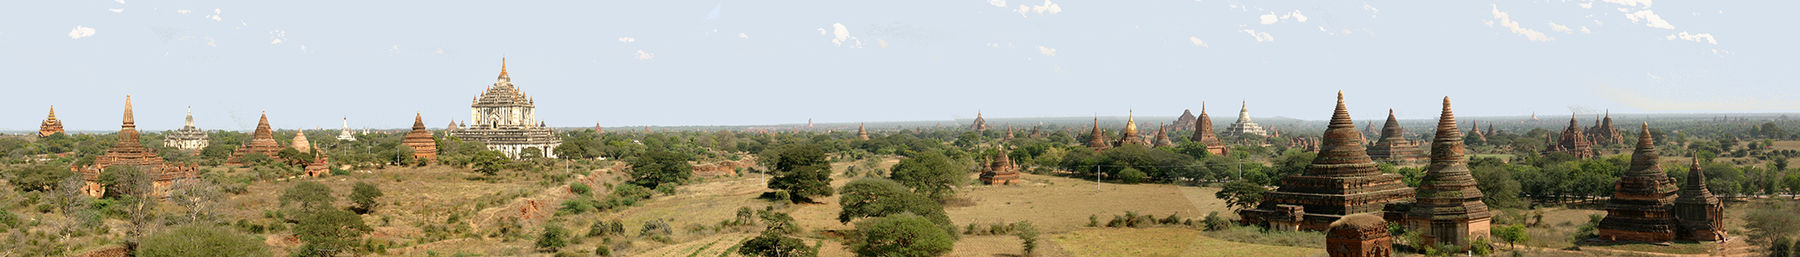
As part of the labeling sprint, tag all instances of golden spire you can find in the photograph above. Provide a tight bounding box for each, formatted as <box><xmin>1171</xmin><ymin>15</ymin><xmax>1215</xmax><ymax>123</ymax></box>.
<box><xmin>47</xmin><ymin>105</ymin><xmax>57</xmax><ymax>119</ymax></box>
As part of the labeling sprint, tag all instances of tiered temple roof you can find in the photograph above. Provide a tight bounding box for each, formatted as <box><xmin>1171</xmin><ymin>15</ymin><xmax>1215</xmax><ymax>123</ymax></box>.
<box><xmin>1222</xmin><ymin>101</ymin><xmax>1268</xmax><ymax>137</ymax></box>
<box><xmin>1586</xmin><ymin>111</ymin><xmax>1625</xmax><ymax>147</ymax></box>
<box><xmin>979</xmin><ymin>147</ymin><xmax>1022</xmax><ymax>185</ymax></box>
<box><xmin>1005</xmin><ymin>124</ymin><xmax>1015</xmax><ymax>140</ymax></box>
<box><xmin>1673</xmin><ymin>158</ymin><xmax>1726</xmax><ymax>241</ymax></box>
<box><xmin>228</xmin><ymin>111</ymin><xmax>286</xmax><ymax>164</ymax></box>
<box><xmin>1598</xmin><ymin>123</ymin><xmax>1679</xmax><ymax>242</ymax></box>
<box><xmin>1117</xmin><ymin>111</ymin><xmax>1146</xmax><ymax>146</ymax></box>
<box><xmin>1172</xmin><ymin>109</ymin><xmax>1197</xmax><ymax>131</ymax></box>
<box><xmin>75</xmin><ymin>96</ymin><xmax>198</xmax><ymax>197</ymax></box>
<box><xmin>1366</xmin><ymin>109</ymin><xmax>1427</xmax><ymax>164</ymax></box>
<box><xmin>164</xmin><ymin>107</ymin><xmax>209</xmax><ymax>152</ymax></box>
<box><xmin>1241</xmin><ymin>92</ymin><xmax>1415</xmax><ymax>231</ymax></box>
<box><xmin>1152</xmin><ymin>125</ymin><xmax>1175</xmax><ymax>148</ymax></box>
<box><xmin>448</xmin><ymin>59</ymin><xmax>563</xmax><ymax>159</ymax></box>
<box><xmin>971</xmin><ymin>111</ymin><xmax>989</xmax><ymax>131</ymax></box>
<box><xmin>1547</xmin><ymin>116</ymin><xmax>1597</xmax><ymax>159</ymax></box>
<box><xmin>1468</xmin><ymin>121</ymin><xmax>1487</xmax><ymax>144</ymax></box>
<box><xmin>1395</xmin><ymin>98</ymin><xmax>1491</xmax><ymax>250</ymax></box>
<box><xmin>1326</xmin><ymin>214</ymin><xmax>1393</xmax><ymax>257</ymax></box>
<box><xmin>404</xmin><ymin>113</ymin><xmax>439</xmax><ymax>162</ymax></box>
<box><xmin>1190</xmin><ymin>103</ymin><xmax>1228</xmax><ymax>156</ymax></box>
<box><xmin>39</xmin><ymin>106</ymin><xmax>65</xmax><ymax>138</ymax></box>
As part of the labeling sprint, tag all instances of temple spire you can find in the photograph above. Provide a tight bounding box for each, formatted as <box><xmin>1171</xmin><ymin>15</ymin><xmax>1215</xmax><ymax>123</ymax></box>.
<box><xmin>123</xmin><ymin>95</ymin><xmax>135</xmax><ymax>126</ymax></box>
<box><xmin>48</xmin><ymin>105</ymin><xmax>57</xmax><ymax>119</ymax></box>
<box><xmin>185</xmin><ymin>106</ymin><xmax>195</xmax><ymax>127</ymax></box>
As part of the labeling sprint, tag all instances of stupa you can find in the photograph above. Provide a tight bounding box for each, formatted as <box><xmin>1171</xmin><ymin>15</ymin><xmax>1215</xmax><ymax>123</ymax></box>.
<box><xmin>38</xmin><ymin>106</ymin><xmax>65</xmax><ymax>138</ymax></box>
<box><xmin>447</xmin><ymin>59</ymin><xmax>563</xmax><ymax>158</ymax></box>
<box><xmin>1172</xmin><ymin>109</ymin><xmax>1197</xmax><ymax>131</ymax></box>
<box><xmin>336</xmin><ymin>117</ymin><xmax>357</xmax><ymax>141</ymax></box>
<box><xmin>163</xmin><ymin>107</ymin><xmax>210</xmax><ymax>152</ymax></box>
<box><xmin>1241</xmin><ymin>91</ymin><xmax>1415</xmax><ymax>231</ymax></box>
<box><xmin>403</xmin><ymin>113</ymin><xmax>439</xmax><ymax>162</ymax></box>
<box><xmin>1546</xmin><ymin>115</ymin><xmax>1596</xmax><ymax>159</ymax></box>
<box><xmin>1151</xmin><ymin>125</ymin><xmax>1174</xmax><ymax>148</ymax></box>
<box><xmin>1085</xmin><ymin>117</ymin><xmax>1111</xmax><ymax>149</ymax></box>
<box><xmin>1389</xmin><ymin>98</ymin><xmax>1491</xmax><ymax>250</ymax></box>
<box><xmin>1467</xmin><ymin>121</ymin><xmax>1487</xmax><ymax>144</ymax></box>
<box><xmin>1222</xmin><ymin>101</ymin><xmax>1268</xmax><ymax>137</ymax></box>
<box><xmin>1673</xmin><ymin>158</ymin><xmax>1726</xmax><ymax>241</ymax></box>
<box><xmin>1586</xmin><ymin>111</ymin><xmax>1625</xmax><ymax>147</ymax></box>
<box><xmin>1117</xmin><ymin>111</ymin><xmax>1146</xmax><ymax>146</ymax></box>
<box><xmin>74</xmin><ymin>96</ymin><xmax>199</xmax><ymax>197</ymax></box>
<box><xmin>857</xmin><ymin>123</ymin><xmax>870</xmax><ymax>140</ymax></box>
<box><xmin>227</xmin><ymin>111</ymin><xmax>286</xmax><ymax>164</ymax></box>
<box><xmin>291</xmin><ymin>129</ymin><xmax>312</xmax><ymax>152</ymax></box>
<box><xmin>1189</xmin><ymin>103</ymin><xmax>1228</xmax><ymax>156</ymax></box>
<box><xmin>1597</xmin><ymin>123</ymin><xmax>1679</xmax><ymax>242</ymax></box>
<box><xmin>971</xmin><ymin>111</ymin><xmax>989</xmax><ymax>132</ymax></box>
<box><xmin>1366</xmin><ymin>109</ymin><xmax>1427</xmax><ymax>164</ymax></box>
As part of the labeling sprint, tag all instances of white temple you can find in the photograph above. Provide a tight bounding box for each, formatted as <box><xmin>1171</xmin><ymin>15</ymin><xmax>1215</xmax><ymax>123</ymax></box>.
<box><xmin>336</xmin><ymin>117</ymin><xmax>357</xmax><ymax>141</ymax></box>
<box><xmin>163</xmin><ymin>107</ymin><xmax>209</xmax><ymax>152</ymax></box>
<box><xmin>1221</xmin><ymin>101</ymin><xmax>1268</xmax><ymax>137</ymax></box>
<box><xmin>447</xmin><ymin>59</ymin><xmax>562</xmax><ymax>158</ymax></box>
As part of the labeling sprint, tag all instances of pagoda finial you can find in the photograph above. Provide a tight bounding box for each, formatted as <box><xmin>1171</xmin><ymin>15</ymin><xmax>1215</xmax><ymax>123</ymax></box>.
<box><xmin>123</xmin><ymin>94</ymin><xmax>135</xmax><ymax>124</ymax></box>
<box><xmin>48</xmin><ymin>105</ymin><xmax>56</xmax><ymax>119</ymax></box>
<box><xmin>1201</xmin><ymin>101</ymin><xmax>1207</xmax><ymax>114</ymax></box>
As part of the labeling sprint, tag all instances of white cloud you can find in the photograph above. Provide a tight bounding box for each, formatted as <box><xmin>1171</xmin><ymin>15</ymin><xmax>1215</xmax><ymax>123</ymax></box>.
<box><xmin>831</xmin><ymin>23</ymin><xmax>852</xmax><ymax>46</ymax></box>
<box><xmin>1646</xmin><ymin>73</ymin><xmax>1662</xmax><ymax>80</ymax></box>
<box><xmin>737</xmin><ymin>33</ymin><xmax>748</xmax><ymax>39</ymax></box>
<box><xmin>817</xmin><ymin>28</ymin><xmax>827</xmax><ymax>35</ymax></box>
<box><xmin>634</xmin><ymin>50</ymin><xmax>655</xmax><ymax>60</ymax></box>
<box><xmin>618</xmin><ymin>37</ymin><xmax>636</xmax><ymax>43</ymax></box>
<box><xmin>1259</xmin><ymin>14</ymin><xmax>1279</xmax><ymax>24</ymax></box>
<box><xmin>1241</xmin><ymin>29</ymin><xmax>1274</xmax><ymax>42</ymax></box>
<box><xmin>1581</xmin><ymin>26</ymin><xmax>1593</xmax><ymax>34</ymax></box>
<box><xmin>1189</xmin><ymin>36</ymin><xmax>1208</xmax><ymax>47</ymax></box>
<box><xmin>1666</xmin><ymin>32</ymin><xmax>1717</xmax><ymax>45</ymax></box>
<box><xmin>107</xmin><ymin>8</ymin><xmax>123</xmax><ymax>13</ymax></box>
<box><xmin>1014</xmin><ymin>0</ymin><xmax>1062</xmax><ymax>18</ymax></box>
<box><xmin>1549</xmin><ymin>22</ymin><xmax>1572</xmax><ymax>33</ymax></box>
<box><xmin>269</xmin><ymin>30</ymin><xmax>286</xmax><ymax>44</ymax></box>
<box><xmin>434</xmin><ymin>48</ymin><xmax>445</xmax><ymax>54</ymax></box>
<box><xmin>204</xmin><ymin>8</ymin><xmax>222</xmax><ymax>22</ymax></box>
<box><xmin>176</xmin><ymin>9</ymin><xmax>191</xmax><ymax>15</ymax></box>
<box><xmin>1489</xmin><ymin>5</ymin><xmax>1553</xmax><ymax>42</ymax></box>
<box><xmin>1284</xmin><ymin>10</ymin><xmax>1308</xmax><ymax>23</ymax></box>
<box><xmin>1260</xmin><ymin>10</ymin><xmax>1308</xmax><ymax>24</ymax></box>
<box><xmin>270</xmin><ymin>39</ymin><xmax>282</xmax><ymax>44</ymax></box>
<box><xmin>1363</xmin><ymin>3</ymin><xmax>1379</xmax><ymax>18</ymax></box>
<box><xmin>68</xmin><ymin>26</ymin><xmax>96</xmax><ymax>39</ymax></box>
<box><xmin>206</xmin><ymin>37</ymin><xmax>216</xmax><ymax>47</ymax></box>
<box><xmin>1578</xmin><ymin>2</ymin><xmax>1594</xmax><ymax>9</ymax></box>
<box><xmin>1601</xmin><ymin>0</ymin><xmax>1651</xmax><ymax>8</ymax></box>
<box><xmin>988</xmin><ymin>0</ymin><xmax>1006</xmax><ymax>8</ymax></box>
<box><xmin>1623</xmin><ymin>10</ymin><xmax>1675</xmax><ymax>29</ymax></box>
<box><xmin>878</xmin><ymin>38</ymin><xmax>888</xmax><ymax>48</ymax></box>
<box><xmin>114</xmin><ymin>0</ymin><xmax>125</xmax><ymax>4</ymax></box>
<box><xmin>1037</xmin><ymin>46</ymin><xmax>1057</xmax><ymax>56</ymax></box>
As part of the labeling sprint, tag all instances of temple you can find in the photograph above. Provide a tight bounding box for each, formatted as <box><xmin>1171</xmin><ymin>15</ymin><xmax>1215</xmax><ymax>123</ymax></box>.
<box><xmin>1386</xmin><ymin>98</ymin><xmax>1491</xmax><ymax>250</ymax></box>
<box><xmin>857</xmin><ymin>123</ymin><xmax>870</xmax><ymax>140</ymax></box>
<box><xmin>1585</xmin><ymin>111</ymin><xmax>1625</xmax><ymax>147</ymax></box>
<box><xmin>291</xmin><ymin>128</ymin><xmax>312</xmax><ymax>153</ymax></box>
<box><xmin>979</xmin><ymin>147</ymin><xmax>1022</xmax><ymax>185</ymax></box>
<box><xmin>39</xmin><ymin>106</ymin><xmax>65</xmax><ymax>138</ymax></box>
<box><xmin>1190</xmin><ymin>103</ymin><xmax>1228</xmax><ymax>156</ymax></box>
<box><xmin>1085</xmin><ymin>117</ymin><xmax>1110</xmax><ymax>149</ymax></box>
<box><xmin>403</xmin><ymin>113</ymin><xmax>439</xmax><ymax>162</ymax></box>
<box><xmin>1366</xmin><ymin>109</ymin><xmax>1427</xmax><ymax>164</ymax></box>
<box><xmin>1546</xmin><ymin>115</ymin><xmax>1597</xmax><ymax>159</ymax></box>
<box><xmin>1116</xmin><ymin>111</ymin><xmax>1146</xmax><ymax>146</ymax></box>
<box><xmin>1172</xmin><ymin>109</ymin><xmax>1197</xmax><ymax>131</ymax></box>
<box><xmin>1221</xmin><ymin>101</ymin><xmax>1268</xmax><ymax>138</ymax></box>
<box><xmin>227</xmin><ymin>111</ymin><xmax>286</xmax><ymax>165</ymax></box>
<box><xmin>1326</xmin><ymin>214</ymin><xmax>1393</xmax><ymax>257</ymax></box>
<box><xmin>1151</xmin><ymin>125</ymin><xmax>1174</xmax><ymax>148</ymax></box>
<box><xmin>1467</xmin><ymin>121</ymin><xmax>1487</xmax><ymax>144</ymax></box>
<box><xmin>1597</xmin><ymin>123</ymin><xmax>1679</xmax><ymax>242</ymax></box>
<box><xmin>163</xmin><ymin>107</ymin><xmax>210</xmax><ymax>153</ymax></box>
<box><xmin>970</xmin><ymin>111</ymin><xmax>989</xmax><ymax>131</ymax></box>
<box><xmin>1241</xmin><ymin>92</ymin><xmax>1415</xmax><ymax>231</ymax></box>
<box><xmin>73</xmin><ymin>96</ymin><xmax>199</xmax><ymax>197</ymax></box>
<box><xmin>1673</xmin><ymin>158</ymin><xmax>1727</xmax><ymax>241</ymax></box>
<box><xmin>336</xmin><ymin>117</ymin><xmax>357</xmax><ymax>141</ymax></box>
<box><xmin>447</xmin><ymin>59</ymin><xmax>563</xmax><ymax>158</ymax></box>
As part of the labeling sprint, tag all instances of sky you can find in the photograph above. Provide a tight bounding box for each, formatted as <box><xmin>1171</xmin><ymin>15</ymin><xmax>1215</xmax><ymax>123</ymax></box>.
<box><xmin>1</xmin><ymin>0</ymin><xmax>1794</xmax><ymax>131</ymax></box>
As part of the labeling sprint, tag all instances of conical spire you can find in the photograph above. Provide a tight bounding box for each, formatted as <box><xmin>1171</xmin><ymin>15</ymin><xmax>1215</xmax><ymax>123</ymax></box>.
<box><xmin>1626</xmin><ymin>122</ymin><xmax>1661</xmax><ymax>176</ymax></box>
<box><xmin>47</xmin><ymin>105</ymin><xmax>57</xmax><ymax>120</ymax></box>
<box><xmin>118</xmin><ymin>95</ymin><xmax>141</xmax><ymax>144</ymax></box>
<box><xmin>123</xmin><ymin>95</ymin><xmax>136</xmax><ymax>126</ymax></box>
<box><xmin>1685</xmin><ymin>158</ymin><xmax>1708</xmax><ymax>192</ymax></box>
<box><xmin>185</xmin><ymin>106</ymin><xmax>196</xmax><ymax>128</ymax></box>
<box><xmin>414</xmin><ymin>112</ymin><xmax>428</xmax><ymax>130</ymax></box>
<box><xmin>499</xmin><ymin>58</ymin><xmax>509</xmax><ymax>78</ymax></box>
<box><xmin>1428</xmin><ymin>97</ymin><xmax>1468</xmax><ymax>169</ymax></box>
<box><xmin>1308</xmin><ymin>91</ymin><xmax>1379</xmax><ymax>176</ymax></box>
<box><xmin>1123</xmin><ymin>109</ymin><xmax>1139</xmax><ymax>136</ymax></box>
<box><xmin>1407</xmin><ymin>97</ymin><xmax>1491</xmax><ymax>241</ymax></box>
<box><xmin>1086</xmin><ymin>116</ymin><xmax>1109</xmax><ymax>148</ymax></box>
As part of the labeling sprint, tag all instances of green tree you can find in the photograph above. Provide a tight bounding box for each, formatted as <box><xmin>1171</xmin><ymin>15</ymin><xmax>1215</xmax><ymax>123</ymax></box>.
<box><xmin>280</xmin><ymin>181</ymin><xmax>335</xmax><ymax>213</ymax></box>
<box><xmin>292</xmin><ymin>209</ymin><xmax>372</xmax><ymax>257</ymax></box>
<box><xmin>1015</xmin><ymin>221</ymin><xmax>1040</xmax><ymax>257</ymax></box>
<box><xmin>470</xmin><ymin>150</ymin><xmax>509</xmax><ymax>176</ymax></box>
<box><xmin>836</xmin><ymin>178</ymin><xmax>951</xmax><ymax>226</ymax></box>
<box><xmin>536</xmin><ymin>223</ymin><xmax>571</xmax><ymax>252</ymax></box>
<box><xmin>6</xmin><ymin>165</ymin><xmax>73</xmax><ymax>192</ymax></box>
<box><xmin>1771</xmin><ymin>237</ymin><xmax>1791</xmax><ymax>257</ymax></box>
<box><xmin>349</xmin><ymin>182</ymin><xmax>382</xmax><ymax>214</ymax></box>
<box><xmin>1116</xmin><ymin>167</ymin><xmax>1148</xmax><ymax>184</ymax></box>
<box><xmin>1491</xmin><ymin>224</ymin><xmax>1529</xmax><ymax>249</ymax></box>
<box><xmin>628</xmin><ymin>150</ymin><xmax>693</xmax><ymax>188</ymax></box>
<box><xmin>1744</xmin><ymin>203</ymin><xmax>1800</xmax><ymax>242</ymax></box>
<box><xmin>887</xmin><ymin>151</ymin><xmax>963</xmax><ymax>200</ymax></box>
<box><xmin>767</xmin><ymin>144</ymin><xmax>833</xmax><ymax>203</ymax></box>
<box><xmin>1215</xmin><ymin>181</ymin><xmax>1266</xmax><ymax>212</ymax></box>
<box><xmin>137</xmin><ymin>225</ymin><xmax>272</xmax><ymax>257</ymax></box>
<box><xmin>738</xmin><ymin>231</ymin><xmax>817</xmax><ymax>257</ymax></box>
<box><xmin>849</xmin><ymin>213</ymin><xmax>956</xmax><ymax>257</ymax></box>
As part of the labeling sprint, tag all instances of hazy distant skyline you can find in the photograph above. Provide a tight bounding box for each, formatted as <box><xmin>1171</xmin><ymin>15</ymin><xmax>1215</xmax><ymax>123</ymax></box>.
<box><xmin>3</xmin><ymin>0</ymin><xmax>1794</xmax><ymax>131</ymax></box>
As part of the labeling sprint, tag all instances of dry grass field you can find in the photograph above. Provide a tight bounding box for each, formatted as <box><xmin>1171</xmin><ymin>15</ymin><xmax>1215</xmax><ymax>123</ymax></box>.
<box><xmin>1050</xmin><ymin>227</ymin><xmax>1322</xmax><ymax>257</ymax></box>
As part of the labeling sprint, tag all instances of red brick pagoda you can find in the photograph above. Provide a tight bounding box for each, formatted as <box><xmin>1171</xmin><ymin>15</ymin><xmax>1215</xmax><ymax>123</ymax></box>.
<box><xmin>1241</xmin><ymin>91</ymin><xmax>1415</xmax><ymax>231</ymax></box>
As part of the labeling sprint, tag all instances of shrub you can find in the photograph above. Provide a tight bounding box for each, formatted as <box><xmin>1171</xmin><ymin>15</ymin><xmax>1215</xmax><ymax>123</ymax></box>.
<box><xmin>849</xmin><ymin>213</ymin><xmax>954</xmax><ymax>257</ymax></box>
<box><xmin>1087</xmin><ymin>214</ymin><xmax>1098</xmax><ymax>227</ymax></box>
<box><xmin>1015</xmin><ymin>221</ymin><xmax>1040</xmax><ymax>256</ymax></box>
<box><xmin>1117</xmin><ymin>168</ymin><xmax>1148</xmax><ymax>184</ymax></box>
<box><xmin>570</xmin><ymin>183</ymin><xmax>592</xmax><ymax>196</ymax></box>
<box><xmin>349</xmin><ymin>182</ymin><xmax>382</xmax><ymax>214</ymax></box>
<box><xmin>641</xmin><ymin>219</ymin><xmax>673</xmax><ymax>238</ymax></box>
<box><xmin>738</xmin><ymin>231</ymin><xmax>817</xmax><ymax>257</ymax></box>
<box><xmin>536</xmin><ymin>223</ymin><xmax>570</xmax><ymax>252</ymax></box>
<box><xmin>137</xmin><ymin>225</ymin><xmax>272</xmax><ymax>257</ymax></box>
<box><xmin>1202</xmin><ymin>211</ymin><xmax>1230</xmax><ymax>231</ymax></box>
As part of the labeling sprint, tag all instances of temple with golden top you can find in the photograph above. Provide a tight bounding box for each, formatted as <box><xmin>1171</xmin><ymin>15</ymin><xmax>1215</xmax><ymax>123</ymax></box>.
<box><xmin>447</xmin><ymin>59</ymin><xmax>562</xmax><ymax>158</ymax></box>
<box><xmin>38</xmin><ymin>106</ymin><xmax>65</xmax><ymax>138</ymax></box>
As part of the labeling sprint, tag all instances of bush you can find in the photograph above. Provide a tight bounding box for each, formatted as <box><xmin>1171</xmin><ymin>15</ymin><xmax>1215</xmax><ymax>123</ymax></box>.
<box><xmin>137</xmin><ymin>225</ymin><xmax>272</xmax><ymax>257</ymax></box>
<box><xmin>641</xmin><ymin>219</ymin><xmax>673</xmax><ymax>239</ymax></box>
<box><xmin>1088</xmin><ymin>214</ymin><xmax>1098</xmax><ymax>227</ymax></box>
<box><xmin>536</xmin><ymin>223</ymin><xmax>570</xmax><ymax>251</ymax></box>
<box><xmin>1202</xmin><ymin>225</ymin><xmax>1325</xmax><ymax>248</ymax></box>
<box><xmin>570</xmin><ymin>183</ymin><xmax>592</xmax><ymax>196</ymax></box>
<box><xmin>349</xmin><ymin>182</ymin><xmax>383</xmax><ymax>214</ymax></box>
<box><xmin>1202</xmin><ymin>211</ymin><xmax>1231</xmax><ymax>231</ymax></box>
<box><xmin>739</xmin><ymin>231</ymin><xmax>817</xmax><ymax>257</ymax></box>
<box><xmin>1015</xmin><ymin>221</ymin><xmax>1040</xmax><ymax>256</ymax></box>
<box><xmin>559</xmin><ymin>199</ymin><xmax>597</xmax><ymax>215</ymax></box>
<box><xmin>1117</xmin><ymin>168</ymin><xmax>1148</xmax><ymax>184</ymax></box>
<box><xmin>849</xmin><ymin>213</ymin><xmax>954</xmax><ymax>257</ymax></box>
<box><xmin>595</xmin><ymin>244</ymin><xmax>612</xmax><ymax>257</ymax></box>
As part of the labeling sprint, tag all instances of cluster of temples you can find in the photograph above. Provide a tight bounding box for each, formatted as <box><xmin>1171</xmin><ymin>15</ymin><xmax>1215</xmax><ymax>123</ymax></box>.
<box><xmin>227</xmin><ymin>112</ymin><xmax>286</xmax><ymax>165</ymax></box>
<box><xmin>1546</xmin><ymin>115</ymin><xmax>1598</xmax><ymax>159</ymax></box>
<box><xmin>1240</xmin><ymin>92</ymin><xmax>1417</xmax><ymax>232</ymax></box>
<box><xmin>1585</xmin><ymin>111</ymin><xmax>1626</xmax><ymax>147</ymax></box>
<box><xmin>979</xmin><ymin>147</ymin><xmax>1022</xmax><ymax>185</ymax></box>
<box><xmin>1366</xmin><ymin>109</ymin><xmax>1427</xmax><ymax>164</ymax></box>
<box><xmin>1596</xmin><ymin>123</ymin><xmax>1726</xmax><ymax>242</ymax></box>
<box><xmin>446</xmin><ymin>59</ymin><xmax>562</xmax><ymax>159</ymax></box>
<box><xmin>72</xmin><ymin>96</ymin><xmax>200</xmax><ymax>197</ymax></box>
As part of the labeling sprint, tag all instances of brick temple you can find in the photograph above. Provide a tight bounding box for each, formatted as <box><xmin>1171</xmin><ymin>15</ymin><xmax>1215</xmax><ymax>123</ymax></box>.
<box><xmin>1366</xmin><ymin>109</ymin><xmax>1426</xmax><ymax>164</ymax></box>
<box><xmin>1189</xmin><ymin>103</ymin><xmax>1229</xmax><ymax>156</ymax></box>
<box><xmin>227</xmin><ymin>111</ymin><xmax>286</xmax><ymax>165</ymax></box>
<box><xmin>38</xmin><ymin>106</ymin><xmax>64</xmax><ymax>138</ymax></box>
<box><xmin>1240</xmin><ymin>92</ymin><xmax>1415</xmax><ymax>231</ymax></box>
<box><xmin>1546</xmin><ymin>115</ymin><xmax>1597</xmax><ymax>159</ymax></box>
<box><xmin>1597</xmin><ymin>123</ymin><xmax>1726</xmax><ymax>242</ymax></box>
<box><xmin>403</xmin><ymin>113</ymin><xmax>439</xmax><ymax>162</ymax></box>
<box><xmin>72</xmin><ymin>96</ymin><xmax>199</xmax><ymax>197</ymax></box>
<box><xmin>1326</xmin><ymin>214</ymin><xmax>1393</xmax><ymax>257</ymax></box>
<box><xmin>980</xmin><ymin>147</ymin><xmax>1022</xmax><ymax>185</ymax></box>
<box><xmin>1384</xmin><ymin>98</ymin><xmax>1491</xmax><ymax>250</ymax></box>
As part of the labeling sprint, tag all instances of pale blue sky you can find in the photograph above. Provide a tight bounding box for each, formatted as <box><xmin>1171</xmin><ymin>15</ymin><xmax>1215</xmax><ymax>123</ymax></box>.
<box><xmin>1</xmin><ymin>0</ymin><xmax>1792</xmax><ymax>131</ymax></box>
